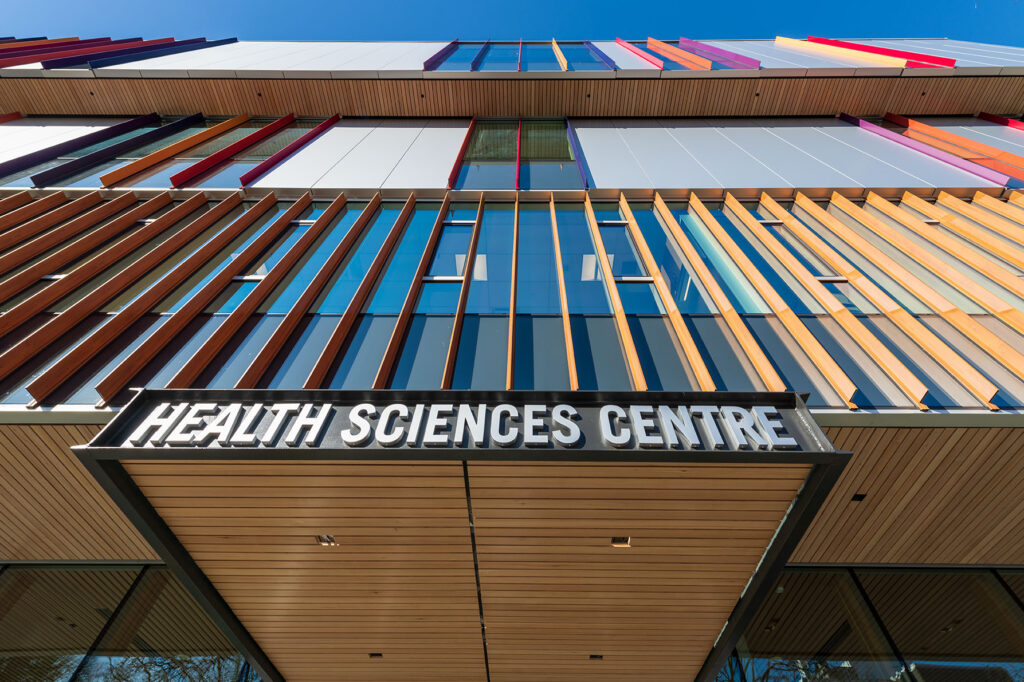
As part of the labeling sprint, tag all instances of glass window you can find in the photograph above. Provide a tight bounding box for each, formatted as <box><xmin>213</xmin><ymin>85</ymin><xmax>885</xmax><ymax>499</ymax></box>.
<box><xmin>434</xmin><ymin>42</ymin><xmax>484</xmax><ymax>71</ymax></box>
<box><xmin>452</xmin><ymin>314</ymin><xmax>508</xmax><ymax>389</ymax></box>
<box><xmin>554</xmin><ymin>204</ymin><xmax>611</xmax><ymax>314</ymax></box>
<box><xmin>202</xmin><ymin>315</ymin><xmax>282</xmax><ymax>389</ymax></box>
<box><xmin>519</xmin><ymin>43</ymin><xmax>561</xmax><ymax>71</ymax></box>
<box><xmin>735</xmin><ymin>569</ymin><xmax>910</xmax><ymax>682</ymax></box>
<box><xmin>0</xmin><ymin>565</ymin><xmax>140</xmax><ymax>679</ymax></box>
<box><xmin>516</xmin><ymin>204</ymin><xmax>562</xmax><ymax>315</ymax></box>
<box><xmin>415</xmin><ymin>281</ymin><xmax>461</xmax><ymax>314</ymax></box>
<box><xmin>365</xmin><ymin>204</ymin><xmax>442</xmax><ymax>314</ymax></box>
<box><xmin>746</xmin><ymin>316</ymin><xmax>842</xmax><ymax>407</ymax></box>
<box><xmin>629</xmin><ymin>42</ymin><xmax>687</xmax><ymax>70</ymax></box>
<box><xmin>856</xmin><ymin>569</ymin><xmax>1024</xmax><ymax>682</ymax></box>
<box><xmin>618</xmin><ymin>282</ymin><xmax>664</xmax><ymax>314</ymax></box>
<box><xmin>428</xmin><ymin>224</ymin><xmax>473</xmax><ymax>277</ymax></box>
<box><xmin>513</xmin><ymin>315</ymin><xmax>570</xmax><ymax>390</ymax></box>
<box><xmin>265</xmin><ymin>314</ymin><xmax>337</xmax><ymax>388</ymax></box>
<box><xmin>598</xmin><ymin>225</ymin><xmax>647</xmax><ymax>278</ymax></box>
<box><xmin>328</xmin><ymin>314</ymin><xmax>398</xmax><ymax>389</ymax></box>
<box><xmin>456</xmin><ymin>120</ymin><xmax>517</xmax><ymax>190</ymax></box>
<box><xmin>465</xmin><ymin>203</ymin><xmax>514</xmax><ymax>314</ymax></box>
<box><xmin>477</xmin><ymin>43</ymin><xmax>520</xmax><ymax>71</ymax></box>
<box><xmin>390</xmin><ymin>314</ymin><xmax>455</xmax><ymax>389</ymax></box>
<box><xmin>570</xmin><ymin>315</ymin><xmax>631</xmax><ymax>390</ymax></box>
<box><xmin>519</xmin><ymin>121</ymin><xmax>582</xmax><ymax>190</ymax></box>
<box><xmin>558</xmin><ymin>43</ymin><xmax>612</xmax><ymax>71</ymax></box>
<box><xmin>685</xmin><ymin>316</ymin><xmax>762</xmax><ymax>391</ymax></box>
<box><xmin>74</xmin><ymin>567</ymin><xmax>252</xmax><ymax>682</ymax></box>
<box><xmin>628</xmin><ymin>316</ymin><xmax>695</xmax><ymax>390</ymax></box>
<box><xmin>630</xmin><ymin>203</ymin><xmax>714</xmax><ymax>314</ymax></box>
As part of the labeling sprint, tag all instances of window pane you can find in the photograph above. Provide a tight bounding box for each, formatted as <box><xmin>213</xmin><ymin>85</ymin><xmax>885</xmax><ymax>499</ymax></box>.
<box><xmin>477</xmin><ymin>43</ymin><xmax>520</xmax><ymax>71</ymax></box>
<box><xmin>558</xmin><ymin>43</ymin><xmax>611</xmax><ymax>71</ymax></box>
<box><xmin>465</xmin><ymin>203</ymin><xmax>514</xmax><ymax>314</ymax></box>
<box><xmin>520</xmin><ymin>44</ymin><xmax>561</xmax><ymax>71</ymax></box>
<box><xmin>329</xmin><ymin>314</ymin><xmax>397</xmax><ymax>389</ymax></box>
<box><xmin>434</xmin><ymin>42</ymin><xmax>483</xmax><ymax>71</ymax></box>
<box><xmin>570</xmin><ymin>315</ymin><xmax>630</xmax><ymax>390</ymax></box>
<box><xmin>453</xmin><ymin>314</ymin><xmax>508</xmax><ymax>389</ymax></box>
<box><xmin>599</xmin><ymin>225</ymin><xmax>647</xmax><ymax>277</ymax></box>
<box><xmin>629</xmin><ymin>42</ymin><xmax>687</xmax><ymax>70</ymax></box>
<box><xmin>457</xmin><ymin>120</ymin><xmax>517</xmax><ymax>189</ymax></box>
<box><xmin>266</xmin><ymin>314</ymin><xmax>339</xmax><ymax>388</ymax></box>
<box><xmin>0</xmin><ymin>566</ymin><xmax>139</xmax><ymax>680</ymax></box>
<box><xmin>202</xmin><ymin>315</ymin><xmax>282</xmax><ymax>389</ymax></box>
<box><xmin>74</xmin><ymin>567</ymin><xmax>251</xmax><ymax>682</ymax></box>
<box><xmin>516</xmin><ymin>204</ymin><xmax>562</xmax><ymax>315</ymax></box>
<box><xmin>685</xmin><ymin>316</ymin><xmax>762</xmax><ymax>391</ymax></box>
<box><xmin>520</xmin><ymin>121</ymin><xmax>581</xmax><ymax>190</ymax></box>
<box><xmin>415</xmin><ymin>281</ymin><xmax>462</xmax><ymax>314</ymax></box>
<box><xmin>514</xmin><ymin>315</ymin><xmax>570</xmax><ymax>390</ymax></box>
<box><xmin>856</xmin><ymin>570</ymin><xmax>1024</xmax><ymax>682</ymax></box>
<box><xmin>628</xmin><ymin>315</ymin><xmax>695</xmax><ymax>390</ymax></box>
<box><xmin>390</xmin><ymin>314</ymin><xmax>454</xmax><ymax>389</ymax></box>
<box><xmin>555</xmin><ymin>205</ymin><xmax>612</xmax><ymax>314</ymax></box>
<box><xmin>428</xmin><ymin>224</ymin><xmax>473</xmax><ymax>277</ymax></box>
<box><xmin>737</xmin><ymin>569</ymin><xmax>909</xmax><ymax>682</ymax></box>
<box><xmin>365</xmin><ymin>204</ymin><xmax>441</xmax><ymax>313</ymax></box>
<box><xmin>618</xmin><ymin>282</ymin><xmax>664</xmax><ymax>314</ymax></box>
<box><xmin>746</xmin><ymin>316</ymin><xmax>842</xmax><ymax>407</ymax></box>
<box><xmin>630</xmin><ymin>203</ymin><xmax>714</xmax><ymax>314</ymax></box>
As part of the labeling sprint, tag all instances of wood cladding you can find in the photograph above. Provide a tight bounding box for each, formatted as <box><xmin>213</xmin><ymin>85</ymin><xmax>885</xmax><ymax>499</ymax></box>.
<box><xmin>793</xmin><ymin>426</ymin><xmax>1024</xmax><ymax>564</ymax></box>
<box><xmin>2</xmin><ymin>75</ymin><xmax>1024</xmax><ymax>118</ymax></box>
<box><xmin>122</xmin><ymin>460</ymin><xmax>487</xmax><ymax>682</ymax></box>
<box><xmin>0</xmin><ymin>423</ymin><xmax>156</xmax><ymax>561</ymax></box>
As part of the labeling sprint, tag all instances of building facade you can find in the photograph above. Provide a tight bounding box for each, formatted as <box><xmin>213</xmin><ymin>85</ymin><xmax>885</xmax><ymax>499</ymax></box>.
<box><xmin>0</xmin><ymin>33</ymin><xmax>1022</xmax><ymax>682</ymax></box>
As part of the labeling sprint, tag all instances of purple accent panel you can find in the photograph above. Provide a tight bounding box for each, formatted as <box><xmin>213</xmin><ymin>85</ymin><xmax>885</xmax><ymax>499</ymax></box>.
<box><xmin>469</xmin><ymin>41</ymin><xmax>490</xmax><ymax>71</ymax></box>
<box><xmin>678</xmin><ymin>38</ymin><xmax>760</xmax><ymax>69</ymax></box>
<box><xmin>584</xmin><ymin>41</ymin><xmax>617</xmax><ymax>70</ymax></box>
<box><xmin>566</xmin><ymin>119</ymin><xmax>590</xmax><ymax>190</ymax></box>
<box><xmin>0</xmin><ymin>38</ymin><xmax>113</xmax><ymax>57</ymax></box>
<box><xmin>88</xmin><ymin>38</ymin><xmax>237</xmax><ymax>68</ymax></box>
<box><xmin>423</xmin><ymin>40</ymin><xmax>458</xmax><ymax>71</ymax></box>
<box><xmin>42</xmin><ymin>38</ymin><xmax>208</xmax><ymax>69</ymax></box>
<box><xmin>0</xmin><ymin>113</ymin><xmax>159</xmax><ymax>179</ymax></box>
<box><xmin>839</xmin><ymin>113</ymin><xmax>1010</xmax><ymax>186</ymax></box>
<box><xmin>240</xmin><ymin>114</ymin><xmax>340</xmax><ymax>186</ymax></box>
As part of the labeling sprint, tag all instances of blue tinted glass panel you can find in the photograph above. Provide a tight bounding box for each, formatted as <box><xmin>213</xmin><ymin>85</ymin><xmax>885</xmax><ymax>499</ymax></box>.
<box><xmin>590</xmin><ymin>203</ymin><xmax>623</xmax><ymax>223</ymax></box>
<box><xmin>628</xmin><ymin>315</ymin><xmax>694</xmax><ymax>390</ymax></box>
<box><xmin>203</xmin><ymin>315</ymin><xmax>281</xmax><ymax>389</ymax></box>
<box><xmin>122</xmin><ymin>159</ymin><xmax>196</xmax><ymax>188</ymax></box>
<box><xmin>714</xmin><ymin>209</ymin><xmax>817</xmax><ymax>314</ymax></box>
<box><xmin>452</xmin><ymin>314</ymin><xmax>508</xmax><ymax>389</ymax></box>
<box><xmin>520</xmin><ymin>44</ymin><xmax>561</xmax><ymax>71</ymax></box>
<box><xmin>415</xmin><ymin>281</ymin><xmax>461</xmax><ymax>313</ymax></box>
<box><xmin>746</xmin><ymin>316</ymin><xmax>840</xmax><ymax>407</ymax></box>
<box><xmin>0</xmin><ymin>159</ymin><xmax>63</xmax><ymax>187</ymax></box>
<box><xmin>599</xmin><ymin>225</ymin><xmax>646</xmax><ymax>277</ymax></box>
<box><xmin>1</xmin><ymin>314</ymin><xmax>106</xmax><ymax>405</ymax></box>
<box><xmin>215</xmin><ymin>223</ymin><xmax>312</xmax><ymax>312</ymax></box>
<box><xmin>329</xmin><ymin>314</ymin><xmax>397</xmax><ymax>389</ymax></box>
<box><xmin>144</xmin><ymin>315</ymin><xmax>225</xmax><ymax>388</ymax></box>
<box><xmin>429</xmin><ymin>225</ymin><xmax>473</xmax><ymax>277</ymax></box>
<box><xmin>315</xmin><ymin>203</ymin><xmax>403</xmax><ymax>313</ymax></box>
<box><xmin>685</xmin><ymin>316</ymin><xmax>759</xmax><ymax>391</ymax></box>
<box><xmin>466</xmin><ymin>203</ymin><xmax>514</xmax><ymax>314</ymax></box>
<box><xmin>266</xmin><ymin>202</ymin><xmax>367</xmax><ymax>314</ymax></box>
<box><xmin>61</xmin><ymin>315</ymin><xmax>168</xmax><ymax>405</ymax></box>
<box><xmin>192</xmin><ymin>161</ymin><xmax>261</xmax><ymax>188</ymax></box>
<box><xmin>435</xmin><ymin>43</ymin><xmax>484</xmax><ymax>71</ymax></box>
<box><xmin>629</xmin><ymin>42</ymin><xmax>686</xmax><ymax>70</ymax></box>
<box><xmin>519</xmin><ymin>163</ymin><xmax>582</xmax><ymax>190</ymax></box>
<box><xmin>52</xmin><ymin>159</ymin><xmax>123</xmax><ymax>188</ymax></box>
<box><xmin>390</xmin><ymin>314</ymin><xmax>454</xmax><ymax>389</ymax></box>
<box><xmin>64</xmin><ymin>126</ymin><xmax>161</xmax><ymax>158</ymax></box>
<box><xmin>446</xmin><ymin>201</ymin><xmax>480</xmax><ymax>221</ymax></box>
<box><xmin>555</xmin><ymin>205</ymin><xmax>612</xmax><ymax>314</ymax></box>
<box><xmin>477</xmin><ymin>43</ymin><xmax>520</xmax><ymax>71</ymax></box>
<box><xmin>631</xmin><ymin>205</ymin><xmax>714</xmax><ymax>314</ymax></box>
<box><xmin>672</xmin><ymin>206</ymin><xmax>769</xmax><ymax>313</ymax></box>
<box><xmin>618</xmin><ymin>282</ymin><xmax>664</xmax><ymax>314</ymax></box>
<box><xmin>558</xmin><ymin>43</ymin><xmax>611</xmax><ymax>71</ymax></box>
<box><xmin>457</xmin><ymin>163</ymin><xmax>516</xmax><ymax>189</ymax></box>
<box><xmin>513</xmin><ymin>315</ymin><xmax>570</xmax><ymax>389</ymax></box>
<box><xmin>366</xmin><ymin>204</ymin><xmax>442</xmax><ymax>313</ymax></box>
<box><xmin>266</xmin><ymin>314</ymin><xmax>340</xmax><ymax>388</ymax></box>
<box><xmin>516</xmin><ymin>205</ymin><xmax>562</xmax><ymax>314</ymax></box>
<box><xmin>570</xmin><ymin>315</ymin><xmax>630</xmax><ymax>390</ymax></box>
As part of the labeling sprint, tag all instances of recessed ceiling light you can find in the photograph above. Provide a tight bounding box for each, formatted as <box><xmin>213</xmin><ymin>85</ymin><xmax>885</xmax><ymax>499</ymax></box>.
<box><xmin>851</xmin><ymin>493</ymin><xmax>867</xmax><ymax>502</ymax></box>
<box><xmin>589</xmin><ymin>654</ymin><xmax>604</xmax><ymax>660</ymax></box>
<box><xmin>611</xmin><ymin>537</ymin><xmax>631</xmax><ymax>548</ymax></box>
<box><xmin>315</xmin><ymin>535</ymin><xmax>337</xmax><ymax>547</ymax></box>
<box><xmin>369</xmin><ymin>653</ymin><xmax>383</xmax><ymax>659</ymax></box>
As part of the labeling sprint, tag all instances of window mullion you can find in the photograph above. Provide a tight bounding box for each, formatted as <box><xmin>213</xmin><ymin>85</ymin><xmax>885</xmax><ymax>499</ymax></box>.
<box><xmin>548</xmin><ymin>195</ymin><xmax>579</xmax><ymax>390</ymax></box>
<box><xmin>441</xmin><ymin>196</ymin><xmax>485</xmax><ymax>389</ymax></box>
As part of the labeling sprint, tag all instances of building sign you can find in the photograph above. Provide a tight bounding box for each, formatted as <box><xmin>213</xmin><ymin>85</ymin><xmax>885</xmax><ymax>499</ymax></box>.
<box><xmin>88</xmin><ymin>390</ymin><xmax>833</xmax><ymax>459</ymax></box>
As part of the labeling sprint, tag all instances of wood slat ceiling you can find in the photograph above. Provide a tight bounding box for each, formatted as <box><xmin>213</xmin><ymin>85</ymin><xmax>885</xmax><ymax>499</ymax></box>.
<box><xmin>122</xmin><ymin>460</ymin><xmax>487</xmax><ymax>682</ymax></box>
<box><xmin>2</xmin><ymin>76</ymin><xmax>1024</xmax><ymax>118</ymax></box>
<box><xmin>792</xmin><ymin>426</ymin><xmax>1024</xmax><ymax>564</ymax></box>
<box><xmin>0</xmin><ymin>423</ymin><xmax>155</xmax><ymax>561</ymax></box>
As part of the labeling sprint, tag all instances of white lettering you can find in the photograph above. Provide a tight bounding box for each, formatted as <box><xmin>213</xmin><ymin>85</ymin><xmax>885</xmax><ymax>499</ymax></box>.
<box><xmin>629</xmin><ymin>405</ymin><xmax>661</xmax><ymax>448</ymax></box>
<box><xmin>551</xmin><ymin>404</ymin><xmax>581</xmax><ymax>447</ymax></box>
<box><xmin>165</xmin><ymin>403</ymin><xmax>218</xmax><ymax>446</ymax></box>
<box><xmin>341</xmin><ymin>403</ymin><xmax>376</xmax><ymax>446</ymax></box>
<box><xmin>422</xmin><ymin>404</ymin><xmax>454</xmax><ymax>446</ymax></box>
<box><xmin>229</xmin><ymin>404</ymin><xmax>264</xmax><ymax>445</ymax></box>
<box><xmin>406</xmin><ymin>404</ymin><xmax>425</xmax><ymax>446</ymax></box>
<box><xmin>194</xmin><ymin>403</ymin><xmax>242</xmax><ymax>447</ymax></box>
<box><xmin>719</xmin><ymin>406</ymin><xmax>768</xmax><ymax>450</ymax></box>
<box><xmin>690</xmin><ymin>405</ymin><xmax>725</xmax><ymax>449</ymax></box>
<box><xmin>523</xmin><ymin>404</ymin><xmax>548</xmax><ymax>447</ymax></box>
<box><xmin>376</xmin><ymin>404</ymin><xmax>408</xmax><ymax>447</ymax></box>
<box><xmin>600</xmin><ymin>405</ymin><xmax>630</xmax><ymax>448</ymax></box>
<box><xmin>285</xmin><ymin>403</ymin><xmax>332</xmax><ymax>446</ymax></box>
<box><xmin>658</xmin><ymin>405</ymin><xmax>699</xmax><ymax>450</ymax></box>
<box><xmin>260</xmin><ymin>403</ymin><xmax>300</xmax><ymax>446</ymax></box>
<box><xmin>753</xmin><ymin>406</ymin><xmax>798</xmax><ymax>449</ymax></box>
<box><xmin>454</xmin><ymin>404</ymin><xmax>487</xmax><ymax>447</ymax></box>
<box><xmin>490</xmin><ymin>404</ymin><xmax>519</xmax><ymax>447</ymax></box>
<box><xmin>127</xmin><ymin>402</ymin><xmax>188</xmax><ymax>446</ymax></box>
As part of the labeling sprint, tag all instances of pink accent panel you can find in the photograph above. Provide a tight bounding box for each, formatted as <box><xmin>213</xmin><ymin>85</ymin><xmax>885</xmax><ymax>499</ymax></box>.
<box><xmin>515</xmin><ymin>119</ymin><xmax>522</xmax><ymax>190</ymax></box>
<box><xmin>240</xmin><ymin>114</ymin><xmax>340</xmax><ymax>186</ymax></box>
<box><xmin>978</xmin><ymin>112</ymin><xmax>1024</xmax><ymax>132</ymax></box>
<box><xmin>447</xmin><ymin>117</ymin><xmax>476</xmax><ymax>189</ymax></box>
<box><xmin>170</xmin><ymin>114</ymin><xmax>296</xmax><ymax>187</ymax></box>
<box><xmin>614</xmin><ymin>38</ymin><xmax>663</xmax><ymax>69</ymax></box>
<box><xmin>808</xmin><ymin>37</ymin><xmax>955</xmax><ymax>67</ymax></box>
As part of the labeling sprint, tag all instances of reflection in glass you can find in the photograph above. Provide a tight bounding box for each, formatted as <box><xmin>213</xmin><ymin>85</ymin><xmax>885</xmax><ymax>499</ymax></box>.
<box><xmin>599</xmin><ymin>225</ymin><xmax>647</xmax><ymax>278</ymax></box>
<box><xmin>630</xmin><ymin>203</ymin><xmax>714</xmax><ymax>314</ymax></box>
<box><xmin>519</xmin><ymin>44</ymin><xmax>561</xmax><ymax>71</ymax></box>
<box><xmin>519</xmin><ymin>121</ymin><xmax>582</xmax><ymax>190</ymax></box>
<box><xmin>429</xmin><ymin>225</ymin><xmax>473</xmax><ymax>277</ymax></box>
<box><xmin>391</xmin><ymin>314</ymin><xmax>454</xmax><ymax>389</ymax></box>
<box><xmin>453</xmin><ymin>315</ymin><xmax>508</xmax><ymax>389</ymax></box>
<box><xmin>456</xmin><ymin>120</ymin><xmax>517</xmax><ymax>189</ymax></box>
<box><xmin>514</xmin><ymin>315</ymin><xmax>570</xmax><ymax>390</ymax></box>
<box><xmin>570</xmin><ymin>315</ymin><xmax>631</xmax><ymax>390</ymax></box>
<box><xmin>734</xmin><ymin>569</ymin><xmax>910</xmax><ymax>682</ymax></box>
<box><xmin>329</xmin><ymin>314</ymin><xmax>397</xmax><ymax>389</ymax></box>
<box><xmin>365</xmin><ymin>204</ymin><xmax>442</xmax><ymax>314</ymax></box>
<box><xmin>434</xmin><ymin>43</ymin><xmax>483</xmax><ymax>71</ymax></box>
<box><xmin>477</xmin><ymin>43</ymin><xmax>520</xmax><ymax>71</ymax></box>
<box><xmin>558</xmin><ymin>43</ymin><xmax>612</xmax><ymax>71</ymax></box>
<box><xmin>516</xmin><ymin>205</ymin><xmax>562</xmax><ymax>315</ymax></box>
<box><xmin>555</xmin><ymin>205</ymin><xmax>611</xmax><ymax>314</ymax></box>
<box><xmin>857</xmin><ymin>570</ymin><xmax>1024</xmax><ymax>682</ymax></box>
<box><xmin>0</xmin><ymin>566</ymin><xmax>139</xmax><ymax>681</ymax></box>
<box><xmin>465</xmin><ymin>203</ymin><xmax>514</xmax><ymax>314</ymax></box>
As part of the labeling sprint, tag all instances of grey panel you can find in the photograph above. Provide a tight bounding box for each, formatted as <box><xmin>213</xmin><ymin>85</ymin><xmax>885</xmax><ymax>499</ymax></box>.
<box><xmin>382</xmin><ymin>119</ymin><xmax>470</xmax><ymax>188</ymax></box>
<box><xmin>611</xmin><ymin>121</ymin><xmax>720</xmax><ymax>188</ymax></box>
<box><xmin>314</xmin><ymin>120</ymin><xmax>426</xmax><ymax>189</ymax></box>
<box><xmin>926</xmin><ymin>117</ymin><xmax>1024</xmax><ymax>155</ymax></box>
<box><xmin>0</xmin><ymin>118</ymin><xmax>127</xmax><ymax>164</ymax></box>
<box><xmin>705</xmin><ymin>40</ymin><xmax>870</xmax><ymax>68</ymax></box>
<box><xmin>589</xmin><ymin>41</ymin><xmax>659</xmax><ymax>70</ymax></box>
<box><xmin>571</xmin><ymin>119</ymin><xmax>652</xmax><ymax>188</ymax></box>
<box><xmin>659</xmin><ymin>119</ymin><xmax>790</xmax><ymax>188</ymax></box>
<box><xmin>252</xmin><ymin>121</ymin><xmax>379</xmax><ymax>189</ymax></box>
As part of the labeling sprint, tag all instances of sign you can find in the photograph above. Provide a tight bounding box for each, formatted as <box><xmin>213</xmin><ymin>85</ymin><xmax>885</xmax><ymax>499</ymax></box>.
<box><xmin>89</xmin><ymin>390</ymin><xmax>833</xmax><ymax>459</ymax></box>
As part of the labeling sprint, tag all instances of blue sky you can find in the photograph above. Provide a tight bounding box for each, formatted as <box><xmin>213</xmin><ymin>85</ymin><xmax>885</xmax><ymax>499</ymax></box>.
<box><xmin>3</xmin><ymin>0</ymin><xmax>1024</xmax><ymax>47</ymax></box>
